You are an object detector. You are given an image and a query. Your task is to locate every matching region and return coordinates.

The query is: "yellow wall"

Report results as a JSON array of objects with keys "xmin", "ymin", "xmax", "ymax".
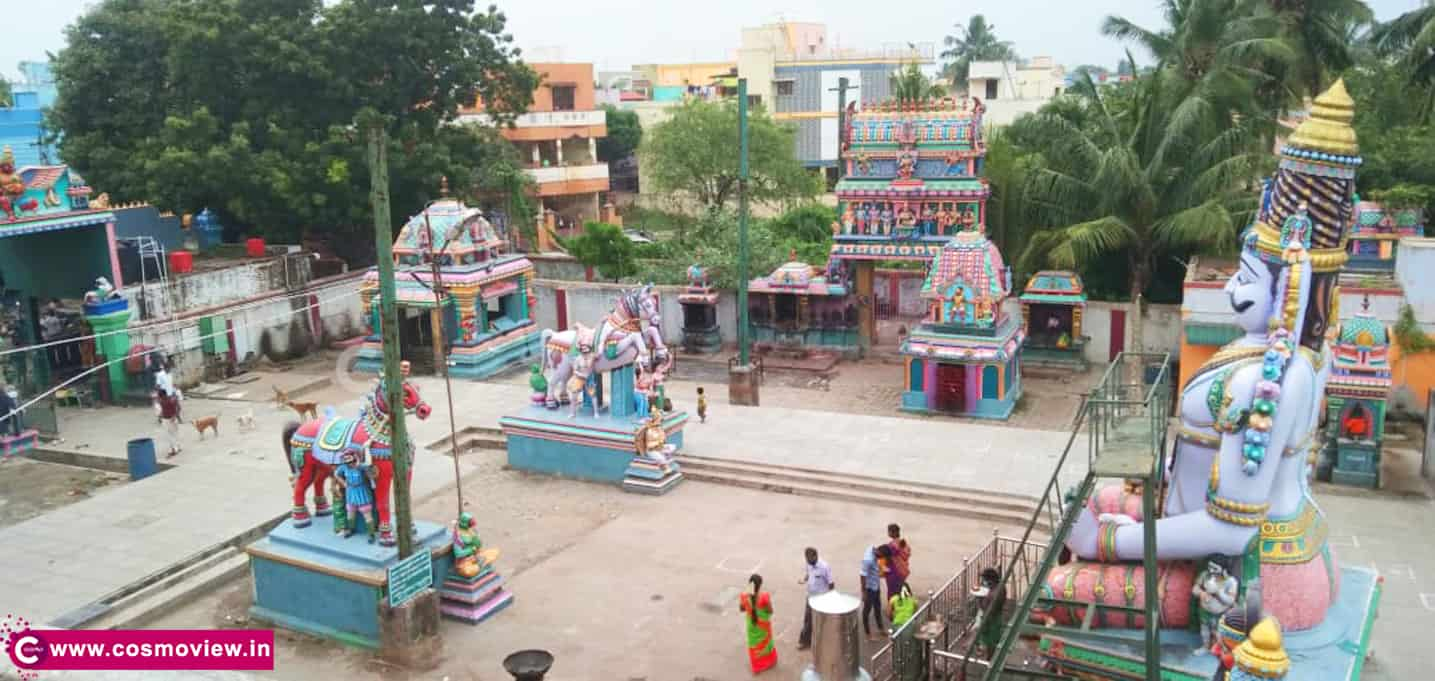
[{"xmin": 640, "ymin": 62, "xmax": 736, "ymax": 87}]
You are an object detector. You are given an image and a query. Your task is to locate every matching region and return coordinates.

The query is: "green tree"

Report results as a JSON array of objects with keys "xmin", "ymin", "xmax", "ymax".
[
  {"xmin": 1014, "ymin": 70, "xmax": 1266, "ymax": 355},
  {"xmin": 940, "ymin": 15, "xmax": 1018, "ymax": 87},
  {"xmin": 1247, "ymin": 0, "xmax": 1373, "ymax": 97},
  {"xmin": 1371, "ymin": 4, "xmax": 1435, "ymax": 86},
  {"xmin": 597, "ymin": 105, "xmax": 641, "ymax": 162},
  {"xmin": 1102, "ymin": 0, "xmax": 1295, "ymax": 112},
  {"xmin": 641, "ymin": 98, "xmax": 819, "ymax": 211},
  {"xmin": 0, "ymin": 78, "xmax": 11, "ymax": 108},
  {"xmin": 563, "ymin": 222, "xmax": 637, "ymax": 280},
  {"xmin": 889, "ymin": 64, "xmax": 948, "ymax": 102},
  {"xmin": 48, "ymin": 0, "xmax": 537, "ymax": 251}
]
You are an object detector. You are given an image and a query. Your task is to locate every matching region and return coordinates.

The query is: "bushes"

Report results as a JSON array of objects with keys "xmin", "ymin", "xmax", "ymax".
[{"xmin": 561, "ymin": 222, "xmax": 637, "ymax": 281}]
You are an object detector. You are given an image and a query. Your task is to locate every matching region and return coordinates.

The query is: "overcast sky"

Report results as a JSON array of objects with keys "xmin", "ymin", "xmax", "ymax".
[{"xmin": 3, "ymin": 0, "xmax": 1423, "ymax": 82}]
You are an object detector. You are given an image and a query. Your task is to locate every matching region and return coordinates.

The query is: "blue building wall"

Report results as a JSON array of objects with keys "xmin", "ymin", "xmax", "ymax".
[
  {"xmin": 2, "ymin": 61, "xmax": 61, "ymax": 167},
  {"xmin": 772, "ymin": 62, "xmax": 904, "ymax": 167}
]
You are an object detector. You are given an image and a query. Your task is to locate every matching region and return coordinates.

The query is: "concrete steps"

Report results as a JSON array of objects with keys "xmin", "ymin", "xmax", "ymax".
[
  {"xmin": 676, "ymin": 454, "xmax": 1045, "ymax": 530},
  {"xmin": 427, "ymin": 425, "xmax": 507, "ymax": 456},
  {"xmin": 78, "ymin": 547, "xmax": 250, "ymax": 630}
]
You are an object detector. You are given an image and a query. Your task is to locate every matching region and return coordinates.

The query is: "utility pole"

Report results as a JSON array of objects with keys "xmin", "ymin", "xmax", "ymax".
[
  {"xmin": 365, "ymin": 116, "xmax": 415, "ymax": 559},
  {"xmin": 829, "ymin": 77, "xmax": 857, "ymax": 181},
  {"xmin": 728, "ymin": 78, "xmax": 760, "ymax": 406},
  {"xmin": 737, "ymin": 77, "xmax": 751, "ymax": 367}
]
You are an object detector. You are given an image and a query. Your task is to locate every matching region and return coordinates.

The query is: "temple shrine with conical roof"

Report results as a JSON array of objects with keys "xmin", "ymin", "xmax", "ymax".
[{"xmin": 357, "ymin": 179, "xmax": 540, "ymax": 379}]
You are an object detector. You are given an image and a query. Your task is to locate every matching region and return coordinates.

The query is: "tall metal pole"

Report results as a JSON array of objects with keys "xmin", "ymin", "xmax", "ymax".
[
  {"xmin": 423, "ymin": 206, "xmax": 466, "ymax": 519},
  {"xmin": 736, "ymin": 78, "xmax": 751, "ymax": 366},
  {"xmin": 366, "ymin": 120, "xmax": 414, "ymax": 559},
  {"xmin": 830, "ymin": 77, "xmax": 854, "ymax": 182}
]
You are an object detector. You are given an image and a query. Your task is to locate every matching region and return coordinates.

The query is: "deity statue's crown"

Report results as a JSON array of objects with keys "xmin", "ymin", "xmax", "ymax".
[{"xmin": 1245, "ymin": 79, "xmax": 1361, "ymax": 273}]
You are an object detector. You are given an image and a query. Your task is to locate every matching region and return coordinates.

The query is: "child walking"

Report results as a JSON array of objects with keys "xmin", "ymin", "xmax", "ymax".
[{"xmin": 696, "ymin": 387, "xmax": 708, "ymax": 423}]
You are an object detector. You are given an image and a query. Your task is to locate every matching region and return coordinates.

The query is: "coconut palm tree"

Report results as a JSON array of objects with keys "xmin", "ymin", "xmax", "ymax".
[
  {"xmin": 889, "ymin": 63, "xmax": 948, "ymax": 102},
  {"xmin": 1371, "ymin": 4, "xmax": 1435, "ymax": 85},
  {"xmin": 1246, "ymin": 0, "xmax": 1373, "ymax": 97},
  {"xmin": 1103, "ymin": 0, "xmax": 1294, "ymax": 101},
  {"xmin": 941, "ymin": 15, "xmax": 1019, "ymax": 87},
  {"xmin": 1014, "ymin": 70, "xmax": 1267, "ymax": 356}
]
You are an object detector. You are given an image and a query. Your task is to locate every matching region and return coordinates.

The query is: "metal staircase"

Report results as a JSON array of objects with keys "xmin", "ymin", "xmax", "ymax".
[{"xmin": 948, "ymin": 352, "xmax": 1173, "ymax": 681}]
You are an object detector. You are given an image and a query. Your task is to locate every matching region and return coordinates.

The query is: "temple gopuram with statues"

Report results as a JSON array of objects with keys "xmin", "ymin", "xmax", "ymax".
[{"xmin": 830, "ymin": 98, "xmax": 992, "ymax": 355}]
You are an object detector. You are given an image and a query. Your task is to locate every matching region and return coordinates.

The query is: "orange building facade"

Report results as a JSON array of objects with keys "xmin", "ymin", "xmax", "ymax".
[{"xmin": 461, "ymin": 63, "xmax": 610, "ymax": 247}]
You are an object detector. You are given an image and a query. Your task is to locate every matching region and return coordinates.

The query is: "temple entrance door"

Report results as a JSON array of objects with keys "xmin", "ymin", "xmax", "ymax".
[
  {"xmin": 936, "ymin": 363, "xmax": 965, "ymax": 413},
  {"xmin": 1109, "ymin": 309, "xmax": 1126, "ymax": 362},
  {"xmin": 398, "ymin": 306, "xmax": 435, "ymax": 374}
]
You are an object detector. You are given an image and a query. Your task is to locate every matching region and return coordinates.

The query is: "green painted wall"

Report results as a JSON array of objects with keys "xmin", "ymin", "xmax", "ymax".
[{"xmin": 0, "ymin": 226, "xmax": 112, "ymax": 304}]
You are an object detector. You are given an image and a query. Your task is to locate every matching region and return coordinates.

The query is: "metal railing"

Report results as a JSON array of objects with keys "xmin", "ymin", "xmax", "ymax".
[{"xmin": 870, "ymin": 533, "xmax": 1048, "ymax": 681}]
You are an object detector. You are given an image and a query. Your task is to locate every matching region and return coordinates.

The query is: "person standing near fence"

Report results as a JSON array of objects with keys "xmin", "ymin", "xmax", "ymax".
[
  {"xmin": 884, "ymin": 523, "xmax": 910, "ymax": 600},
  {"xmin": 797, "ymin": 547, "xmax": 834, "ymax": 650},
  {"xmin": 972, "ymin": 567, "xmax": 1008, "ymax": 659},
  {"xmin": 860, "ymin": 544, "xmax": 887, "ymax": 639}
]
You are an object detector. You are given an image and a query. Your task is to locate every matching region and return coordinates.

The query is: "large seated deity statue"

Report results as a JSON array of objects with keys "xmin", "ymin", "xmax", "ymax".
[{"xmin": 1053, "ymin": 80, "xmax": 1361, "ymax": 633}]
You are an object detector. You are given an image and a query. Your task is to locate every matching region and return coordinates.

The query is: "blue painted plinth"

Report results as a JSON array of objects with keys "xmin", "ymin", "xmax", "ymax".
[
  {"xmin": 1039, "ymin": 566, "xmax": 1382, "ymax": 680},
  {"xmin": 499, "ymin": 404, "xmax": 688, "ymax": 484},
  {"xmin": 245, "ymin": 520, "xmax": 452, "ymax": 649}
]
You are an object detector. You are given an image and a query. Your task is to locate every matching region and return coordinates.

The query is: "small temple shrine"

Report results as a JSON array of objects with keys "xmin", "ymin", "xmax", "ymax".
[
  {"xmin": 900, "ymin": 226, "xmax": 1024, "ymax": 418},
  {"xmin": 357, "ymin": 181, "xmax": 539, "ymax": 379},
  {"xmin": 1345, "ymin": 200, "xmax": 1424, "ymax": 274},
  {"xmin": 1320, "ymin": 305, "xmax": 1394, "ymax": 488},
  {"xmin": 1019, "ymin": 270, "xmax": 1088, "ymax": 370},
  {"xmin": 678, "ymin": 264, "xmax": 721, "ymax": 354},
  {"xmin": 829, "ymin": 97, "xmax": 992, "ymax": 352},
  {"xmin": 745, "ymin": 255, "xmax": 857, "ymax": 357}
]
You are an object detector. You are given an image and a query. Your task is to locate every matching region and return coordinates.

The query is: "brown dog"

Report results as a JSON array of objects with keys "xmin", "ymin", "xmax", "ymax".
[
  {"xmin": 194, "ymin": 414, "xmax": 220, "ymax": 439},
  {"xmin": 272, "ymin": 385, "xmax": 318, "ymax": 421}
]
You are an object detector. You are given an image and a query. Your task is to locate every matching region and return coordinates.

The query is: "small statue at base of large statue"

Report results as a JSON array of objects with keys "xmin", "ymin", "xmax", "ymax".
[
  {"xmin": 281, "ymin": 362, "xmax": 432, "ymax": 547},
  {"xmin": 451, "ymin": 511, "xmax": 500, "ymax": 578},
  {"xmin": 634, "ymin": 406, "xmax": 676, "ymax": 465},
  {"xmin": 1042, "ymin": 81, "xmax": 1365, "ymax": 658}
]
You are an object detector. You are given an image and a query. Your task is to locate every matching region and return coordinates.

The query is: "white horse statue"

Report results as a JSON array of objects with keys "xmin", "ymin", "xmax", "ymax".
[{"xmin": 540, "ymin": 284, "xmax": 671, "ymax": 410}]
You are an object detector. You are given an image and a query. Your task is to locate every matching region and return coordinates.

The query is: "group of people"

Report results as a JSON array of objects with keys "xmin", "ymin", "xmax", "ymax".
[{"xmin": 735, "ymin": 524, "xmax": 916, "ymax": 676}]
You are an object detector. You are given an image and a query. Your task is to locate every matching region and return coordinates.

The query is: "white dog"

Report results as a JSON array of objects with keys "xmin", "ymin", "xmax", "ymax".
[{"xmin": 236, "ymin": 408, "xmax": 256, "ymax": 432}]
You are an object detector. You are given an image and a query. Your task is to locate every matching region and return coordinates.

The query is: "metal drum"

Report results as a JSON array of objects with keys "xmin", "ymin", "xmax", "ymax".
[{"xmin": 801, "ymin": 590, "xmax": 872, "ymax": 681}]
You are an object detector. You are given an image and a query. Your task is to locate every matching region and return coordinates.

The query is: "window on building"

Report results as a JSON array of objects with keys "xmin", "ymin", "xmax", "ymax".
[
  {"xmin": 776, "ymin": 80, "xmax": 795, "ymax": 96},
  {"xmin": 1053, "ymin": 87, "xmax": 1062, "ymax": 97},
  {"xmin": 984, "ymin": 80, "xmax": 998, "ymax": 100},
  {"xmin": 552, "ymin": 85, "xmax": 576, "ymax": 111},
  {"xmin": 747, "ymin": 94, "xmax": 763, "ymax": 109}
]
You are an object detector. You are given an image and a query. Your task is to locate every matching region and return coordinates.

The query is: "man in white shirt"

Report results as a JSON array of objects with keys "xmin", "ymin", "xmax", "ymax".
[{"xmin": 797, "ymin": 547, "xmax": 835, "ymax": 650}]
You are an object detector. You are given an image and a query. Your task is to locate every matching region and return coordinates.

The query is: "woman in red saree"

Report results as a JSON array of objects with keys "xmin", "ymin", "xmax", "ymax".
[{"xmin": 739, "ymin": 573, "xmax": 777, "ymax": 674}]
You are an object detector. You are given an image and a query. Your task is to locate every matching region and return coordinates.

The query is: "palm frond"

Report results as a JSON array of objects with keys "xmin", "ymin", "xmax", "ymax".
[{"xmin": 1153, "ymin": 200, "xmax": 1241, "ymax": 253}]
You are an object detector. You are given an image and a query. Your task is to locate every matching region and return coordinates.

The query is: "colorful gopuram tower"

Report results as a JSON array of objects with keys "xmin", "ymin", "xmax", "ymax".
[{"xmin": 830, "ymin": 98, "xmax": 991, "ymax": 352}]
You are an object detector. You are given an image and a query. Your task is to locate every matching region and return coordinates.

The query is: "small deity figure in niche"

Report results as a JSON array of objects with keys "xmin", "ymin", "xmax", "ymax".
[
  {"xmin": 948, "ymin": 287, "xmax": 967, "ymax": 323},
  {"xmin": 897, "ymin": 151, "xmax": 916, "ymax": 180},
  {"xmin": 975, "ymin": 297, "xmax": 993, "ymax": 323},
  {"xmin": 1192, "ymin": 561, "xmax": 1239, "ymax": 653},
  {"xmin": 896, "ymin": 206, "xmax": 916, "ymax": 233},
  {"xmin": 841, "ymin": 204, "xmax": 855, "ymax": 235},
  {"xmin": 961, "ymin": 208, "xmax": 977, "ymax": 231},
  {"xmin": 879, "ymin": 205, "xmax": 894, "ymax": 235},
  {"xmin": 921, "ymin": 204, "xmax": 938, "ymax": 235}
]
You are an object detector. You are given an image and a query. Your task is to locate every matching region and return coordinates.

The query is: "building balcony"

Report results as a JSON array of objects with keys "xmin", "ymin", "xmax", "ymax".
[
  {"xmin": 527, "ymin": 163, "xmax": 609, "ymax": 196},
  {"xmin": 457, "ymin": 109, "xmax": 607, "ymax": 141}
]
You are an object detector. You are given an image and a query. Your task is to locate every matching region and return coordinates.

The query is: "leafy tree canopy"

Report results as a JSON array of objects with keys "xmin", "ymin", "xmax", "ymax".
[
  {"xmin": 597, "ymin": 105, "xmax": 642, "ymax": 162},
  {"xmin": 889, "ymin": 64, "xmax": 948, "ymax": 103},
  {"xmin": 48, "ymin": 0, "xmax": 538, "ymax": 255},
  {"xmin": 640, "ymin": 98, "xmax": 820, "ymax": 209},
  {"xmin": 562, "ymin": 222, "xmax": 637, "ymax": 280}
]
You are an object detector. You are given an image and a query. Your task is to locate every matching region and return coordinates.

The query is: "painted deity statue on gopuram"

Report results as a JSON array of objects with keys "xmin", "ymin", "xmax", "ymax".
[{"xmin": 1039, "ymin": 81, "xmax": 1381, "ymax": 679}]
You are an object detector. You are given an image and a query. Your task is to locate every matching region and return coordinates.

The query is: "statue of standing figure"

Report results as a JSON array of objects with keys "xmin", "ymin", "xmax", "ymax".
[{"xmin": 1193, "ymin": 561, "xmax": 1239, "ymax": 652}]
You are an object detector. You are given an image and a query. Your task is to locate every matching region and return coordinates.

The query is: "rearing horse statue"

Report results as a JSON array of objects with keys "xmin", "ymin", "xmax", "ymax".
[
  {"xmin": 281, "ymin": 371, "xmax": 432, "ymax": 546},
  {"xmin": 539, "ymin": 284, "xmax": 671, "ymax": 410}
]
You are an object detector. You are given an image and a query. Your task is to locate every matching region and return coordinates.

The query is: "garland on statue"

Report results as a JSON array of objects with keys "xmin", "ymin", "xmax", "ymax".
[{"xmin": 1240, "ymin": 209, "xmax": 1311, "ymax": 476}]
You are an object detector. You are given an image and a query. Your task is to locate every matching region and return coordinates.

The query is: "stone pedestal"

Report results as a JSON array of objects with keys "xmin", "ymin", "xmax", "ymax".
[
  {"xmin": 245, "ymin": 520, "xmax": 451, "ymax": 650},
  {"xmin": 728, "ymin": 364, "xmax": 760, "ymax": 406},
  {"xmin": 378, "ymin": 589, "xmax": 443, "ymax": 670},
  {"xmin": 500, "ymin": 404, "xmax": 688, "ymax": 490},
  {"xmin": 439, "ymin": 562, "xmax": 514, "ymax": 624}
]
